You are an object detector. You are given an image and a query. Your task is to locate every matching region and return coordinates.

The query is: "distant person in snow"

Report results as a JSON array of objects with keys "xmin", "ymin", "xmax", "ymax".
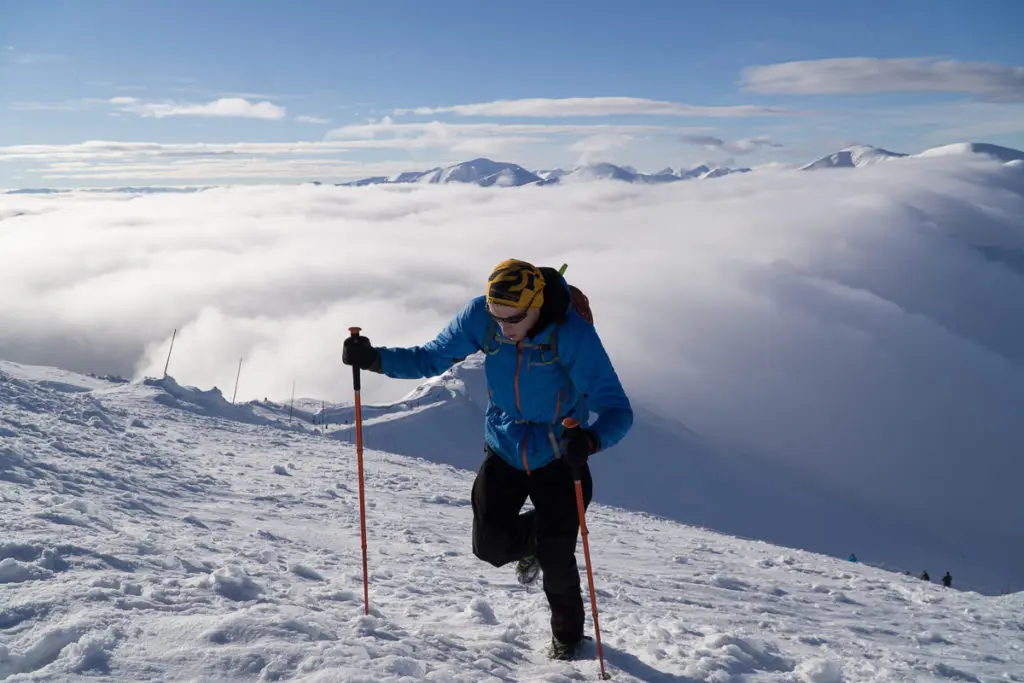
[
  {"xmin": 848, "ymin": 553, "xmax": 857, "ymax": 562},
  {"xmin": 342, "ymin": 258, "xmax": 633, "ymax": 660},
  {"xmin": 920, "ymin": 570, "xmax": 930, "ymax": 581},
  {"xmin": 942, "ymin": 572, "xmax": 952, "ymax": 588}
]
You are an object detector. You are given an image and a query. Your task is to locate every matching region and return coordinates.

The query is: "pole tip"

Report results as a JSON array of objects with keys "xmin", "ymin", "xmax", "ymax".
[
  {"xmin": 562, "ymin": 417, "xmax": 580, "ymax": 429},
  {"xmin": 348, "ymin": 326, "xmax": 362, "ymax": 336}
]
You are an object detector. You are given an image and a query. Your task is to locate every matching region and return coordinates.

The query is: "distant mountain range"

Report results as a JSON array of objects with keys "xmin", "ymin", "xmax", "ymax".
[
  {"xmin": 4, "ymin": 142, "xmax": 1022, "ymax": 194},
  {"xmin": 338, "ymin": 157, "xmax": 753, "ymax": 188},
  {"xmin": 337, "ymin": 141, "xmax": 1023, "ymax": 188}
]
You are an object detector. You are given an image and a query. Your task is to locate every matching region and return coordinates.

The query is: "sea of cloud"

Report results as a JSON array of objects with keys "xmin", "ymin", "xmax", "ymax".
[{"xmin": 2, "ymin": 156, "xmax": 1023, "ymax": 556}]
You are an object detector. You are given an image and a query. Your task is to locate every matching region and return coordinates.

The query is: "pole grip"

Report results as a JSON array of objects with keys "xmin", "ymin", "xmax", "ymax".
[
  {"xmin": 348, "ymin": 327, "xmax": 362, "ymax": 392},
  {"xmin": 560, "ymin": 417, "xmax": 582, "ymax": 479}
]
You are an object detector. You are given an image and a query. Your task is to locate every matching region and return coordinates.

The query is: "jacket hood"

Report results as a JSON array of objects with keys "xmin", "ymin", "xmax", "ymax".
[{"xmin": 526, "ymin": 266, "xmax": 571, "ymax": 341}]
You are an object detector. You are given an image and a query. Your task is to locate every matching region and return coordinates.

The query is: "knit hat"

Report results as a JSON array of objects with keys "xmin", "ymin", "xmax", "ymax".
[{"xmin": 486, "ymin": 259, "xmax": 545, "ymax": 310}]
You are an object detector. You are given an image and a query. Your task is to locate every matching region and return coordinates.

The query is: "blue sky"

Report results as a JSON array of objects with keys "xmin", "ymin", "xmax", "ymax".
[{"xmin": 1, "ymin": 0, "xmax": 1022, "ymax": 186}]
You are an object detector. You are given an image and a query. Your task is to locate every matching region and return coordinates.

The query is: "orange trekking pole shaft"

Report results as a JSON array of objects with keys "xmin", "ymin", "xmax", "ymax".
[
  {"xmin": 562, "ymin": 418, "xmax": 609, "ymax": 680},
  {"xmin": 349, "ymin": 327, "xmax": 370, "ymax": 616}
]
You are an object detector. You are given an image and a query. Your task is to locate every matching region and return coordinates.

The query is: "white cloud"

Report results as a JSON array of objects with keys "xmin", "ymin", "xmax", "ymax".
[
  {"xmin": 396, "ymin": 96, "xmax": 796, "ymax": 118},
  {"xmin": 0, "ymin": 140, "xmax": 405, "ymax": 162},
  {"xmin": 742, "ymin": 57, "xmax": 1024, "ymax": 102},
  {"xmin": 33, "ymin": 158, "xmax": 455, "ymax": 182},
  {"xmin": 296, "ymin": 115, "xmax": 331, "ymax": 124},
  {"xmin": 1, "ymin": 157, "xmax": 1022, "ymax": 569},
  {"xmin": 0, "ymin": 122, "xmax": 696, "ymax": 177},
  {"xmin": 327, "ymin": 118, "xmax": 676, "ymax": 140},
  {"xmin": 324, "ymin": 118, "xmax": 710, "ymax": 160},
  {"xmin": 38, "ymin": 159, "xmax": 358, "ymax": 181},
  {"xmin": 569, "ymin": 133, "xmax": 636, "ymax": 165},
  {"xmin": 0, "ymin": 140, "xmax": 460, "ymax": 181},
  {"xmin": 111, "ymin": 96, "xmax": 288, "ymax": 120},
  {"xmin": 0, "ymin": 118, "xmax": 724, "ymax": 183},
  {"xmin": 680, "ymin": 134, "xmax": 783, "ymax": 155}
]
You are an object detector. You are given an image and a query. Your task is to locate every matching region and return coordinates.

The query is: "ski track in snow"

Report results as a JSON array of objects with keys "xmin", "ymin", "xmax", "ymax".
[{"xmin": 1, "ymin": 361, "xmax": 1022, "ymax": 682}]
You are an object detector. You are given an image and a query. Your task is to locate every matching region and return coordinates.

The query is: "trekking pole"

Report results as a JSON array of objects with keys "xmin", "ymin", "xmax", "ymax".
[
  {"xmin": 562, "ymin": 417, "xmax": 609, "ymax": 680},
  {"xmin": 349, "ymin": 327, "xmax": 370, "ymax": 616}
]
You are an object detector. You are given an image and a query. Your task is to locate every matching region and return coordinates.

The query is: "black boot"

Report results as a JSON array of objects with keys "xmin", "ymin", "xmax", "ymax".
[
  {"xmin": 549, "ymin": 635, "xmax": 590, "ymax": 661},
  {"xmin": 515, "ymin": 514, "xmax": 540, "ymax": 585},
  {"xmin": 516, "ymin": 554, "xmax": 540, "ymax": 585}
]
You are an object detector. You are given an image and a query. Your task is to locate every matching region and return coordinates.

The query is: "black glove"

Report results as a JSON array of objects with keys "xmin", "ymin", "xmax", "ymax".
[
  {"xmin": 560, "ymin": 427, "xmax": 600, "ymax": 473},
  {"xmin": 342, "ymin": 335, "xmax": 382, "ymax": 373}
]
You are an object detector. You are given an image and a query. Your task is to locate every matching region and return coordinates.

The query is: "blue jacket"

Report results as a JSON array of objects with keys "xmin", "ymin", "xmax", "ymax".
[{"xmin": 376, "ymin": 282, "xmax": 633, "ymax": 473}]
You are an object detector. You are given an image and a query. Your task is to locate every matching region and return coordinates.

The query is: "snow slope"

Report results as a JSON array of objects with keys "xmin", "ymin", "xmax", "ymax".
[{"xmin": 2, "ymin": 360, "xmax": 1022, "ymax": 682}]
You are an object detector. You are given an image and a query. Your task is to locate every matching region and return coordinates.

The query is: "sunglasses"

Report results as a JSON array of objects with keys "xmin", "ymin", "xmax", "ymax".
[{"xmin": 489, "ymin": 289, "xmax": 539, "ymax": 324}]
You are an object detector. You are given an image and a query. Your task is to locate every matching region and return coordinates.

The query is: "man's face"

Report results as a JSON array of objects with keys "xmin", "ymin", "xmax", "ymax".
[{"xmin": 487, "ymin": 303, "xmax": 541, "ymax": 342}]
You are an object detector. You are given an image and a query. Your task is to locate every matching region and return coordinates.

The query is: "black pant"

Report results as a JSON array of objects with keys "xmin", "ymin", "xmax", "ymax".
[{"xmin": 471, "ymin": 445, "xmax": 593, "ymax": 642}]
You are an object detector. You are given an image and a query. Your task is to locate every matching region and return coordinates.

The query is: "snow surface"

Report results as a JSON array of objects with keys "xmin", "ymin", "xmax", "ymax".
[{"xmin": 2, "ymin": 361, "xmax": 1023, "ymax": 682}]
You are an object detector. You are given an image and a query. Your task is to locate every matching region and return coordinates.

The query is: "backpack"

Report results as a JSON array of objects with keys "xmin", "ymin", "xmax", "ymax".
[
  {"xmin": 559, "ymin": 262, "xmax": 593, "ymax": 324},
  {"xmin": 567, "ymin": 283, "xmax": 593, "ymax": 324}
]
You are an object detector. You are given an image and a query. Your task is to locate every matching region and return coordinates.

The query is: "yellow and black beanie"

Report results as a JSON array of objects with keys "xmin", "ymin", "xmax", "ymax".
[{"xmin": 486, "ymin": 259, "xmax": 545, "ymax": 310}]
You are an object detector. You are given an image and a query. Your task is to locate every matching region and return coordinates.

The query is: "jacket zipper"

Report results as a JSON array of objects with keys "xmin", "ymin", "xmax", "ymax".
[{"xmin": 515, "ymin": 342, "xmax": 531, "ymax": 475}]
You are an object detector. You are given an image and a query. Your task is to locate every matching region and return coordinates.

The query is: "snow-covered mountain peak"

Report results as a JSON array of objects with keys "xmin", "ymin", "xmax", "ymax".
[
  {"xmin": 566, "ymin": 162, "xmax": 638, "ymax": 182},
  {"xmin": 800, "ymin": 145, "xmax": 908, "ymax": 170},
  {"xmin": 917, "ymin": 142, "xmax": 1024, "ymax": 163},
  {"xmin": 677, "ymin": 164, "xmax": 712, "ymax": 179},
  {"xmin": 429, "ymin": 158, "xmax": 539, "ymax": 186}
]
